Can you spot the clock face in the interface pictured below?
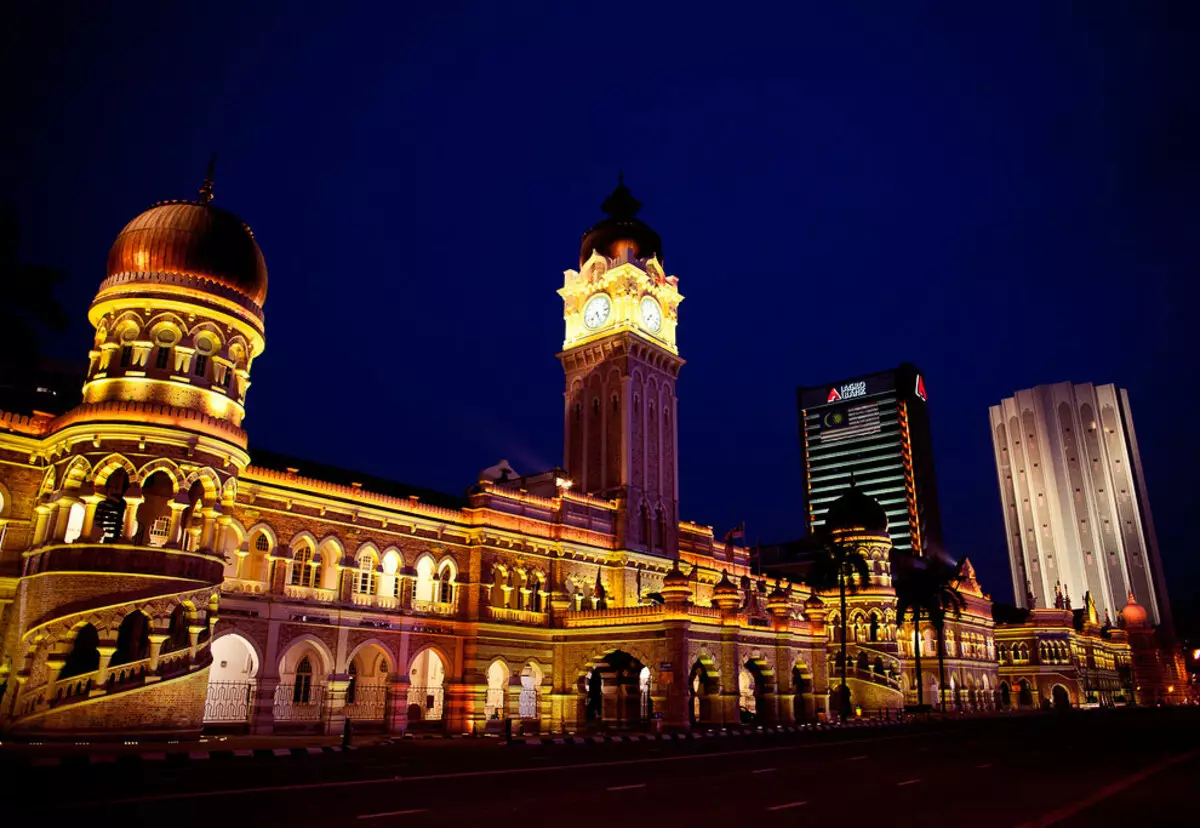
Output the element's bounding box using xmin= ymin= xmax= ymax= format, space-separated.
xmin=583 ymin=293 xmax=612 ymax=329
xmin=640 ymin=296 xmax=663 ymax=333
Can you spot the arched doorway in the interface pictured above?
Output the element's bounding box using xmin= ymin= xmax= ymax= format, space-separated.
xmin=579 ymin=650 xmax=649 ymax=729
xmin=792 ymin=661 xmax=814 ymax=722
xmin=205 ymin=633 xmax=259 ymax=726
xmin=689 ymin=658 xmax=719 ymax=725
xmin=1052 ymin=684 xmax=1071 ymax=710
xmin=519 ymin=662 xmax=543 ymax=722
xmin=1018 ymin=680 xmax=1034 ymax=708
xmin=345 ymin=643 xmax=392 ymax=725
xmin=276 ymin=639 xmax=332 ymax=725
xmin=485 ymin=660 xmax=510 ymax=721
xmin=999 ymin=681 xmax=1012 ymax=709
xmin=740 ymin=659 xmax=771 ymax=724
xmin=407 ymin=648 xmax=446 ymax=726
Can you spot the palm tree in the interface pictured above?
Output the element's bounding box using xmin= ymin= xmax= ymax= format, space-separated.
xmin=929 ymin=559 xmax=967 ymax=713
xmin=892 ymin=548 xmax=938 ymax=710
xmin=807 ymin=535 xmax=871 ymax=720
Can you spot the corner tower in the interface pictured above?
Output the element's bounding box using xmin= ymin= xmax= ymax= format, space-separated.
xmin=0 ymin=163 xmax=267 ymax=738
xmin=558 ymin=177 xmax=684 ymax=557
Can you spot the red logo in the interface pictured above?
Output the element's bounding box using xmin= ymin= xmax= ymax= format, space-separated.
xmin=827 ymin=388 xmax=841 ymax=402
xmin=915 ymin=374 xmax=927 ymax=401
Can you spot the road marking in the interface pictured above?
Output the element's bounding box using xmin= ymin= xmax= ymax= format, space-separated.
xmin=751 ymin=767 xmax=776 ymax=774
xmin=357 ymin=809 xmax=428 ymax=820
xmin=897 ymin=779 xmax=921 ymax=786
xmin=607 ymin=784 xmax=646 ymax=791
xmin=1016 ymin=748 xmax=1200 ymax=828
xmin=976 ymin=763 xmax=993 ymax=769
xmin=766 ymin=801 xmax=807 ymax=811
xmin=62 ymin=731 xmax=935 ymax=808
xmin=848 ymin=755 xmax=867 ymax=761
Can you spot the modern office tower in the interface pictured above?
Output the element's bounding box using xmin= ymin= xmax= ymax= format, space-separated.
xmin=989 ymin=382 xmax=1172 ymax=630
xmin=798 ymin=364 xmax=940 ymax=555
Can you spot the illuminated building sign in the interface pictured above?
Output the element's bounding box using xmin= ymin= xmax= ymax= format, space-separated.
xmin=826 ymin=381 xmax=867 ymax=403
xmin=915 ymin=374 xmax=927 ymax=402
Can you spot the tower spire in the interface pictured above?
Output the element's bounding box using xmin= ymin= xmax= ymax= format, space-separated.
xmin=198 ymin=152 xmax=217 ymax=204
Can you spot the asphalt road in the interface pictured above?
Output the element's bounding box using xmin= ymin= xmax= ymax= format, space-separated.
xmin=15 ymin=709 xmax=1200 ymax=827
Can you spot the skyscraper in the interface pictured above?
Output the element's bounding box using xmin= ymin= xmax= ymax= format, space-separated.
xmin=989 ymin=382 xmax=1172 ymax=630
xmin=798 ymin=363 xmax=940 ymax=555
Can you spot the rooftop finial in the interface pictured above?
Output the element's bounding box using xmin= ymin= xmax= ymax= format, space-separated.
xmin=198 ymin=152 xmax=217 ymax=204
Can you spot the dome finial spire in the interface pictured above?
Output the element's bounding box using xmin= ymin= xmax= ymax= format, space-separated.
xmin=199 ymin=152 xmax=217 ymax=204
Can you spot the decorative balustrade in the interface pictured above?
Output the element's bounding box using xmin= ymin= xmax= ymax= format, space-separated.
xmin=344 ymin=683 xmax=389 ymax=721
xmin=223 ymin=577 xmax=266 ymax=595
xmin=274 ymin=682 xmax=327 ymax=721
xmin=284 ymin=584 xmax=337 ymax=603
xmin=406 ymin=685 xmax=445 ymax=721
xmin=411 ymin=598 xmax=457 ymax=616
xmin=484 ymin=606 xmax=548 ymax=625
xmin=204 ymin=681 xmax=256 ymax=723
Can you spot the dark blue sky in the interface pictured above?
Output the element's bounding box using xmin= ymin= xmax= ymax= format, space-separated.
xmin=5 ymin=3 xmax=1198 ymax=631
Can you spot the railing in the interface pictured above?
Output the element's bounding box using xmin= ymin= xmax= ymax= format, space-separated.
xmin=411 ymin=598 xmax=456 ymax=616
xmin=223 ymin=577 xmax=266 ymax=595
xmin=406 ymin=685 xmax=445 ymax=721
xmin=274 ymin=682 xmax=327 ymax=721
xmin=107 ymin=655 xmax=154 ymax=689
xmin=564 ymin=604 xmax=664 ymax=627
xmin=284 ymin=584 xmax=337 ymax=603
xmin=204 ymin=681 xmax=256 ymax=723
xmin=51 ymin=671 xmax=97 ymax=706
xmin=344 ymin=683 xmax=389 ymax=721
xmin=485 ymin=606 xmax=548 ymax=625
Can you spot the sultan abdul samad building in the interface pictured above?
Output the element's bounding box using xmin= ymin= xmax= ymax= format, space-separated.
xmin=0 ymin=171 xmax=1173 ymax=740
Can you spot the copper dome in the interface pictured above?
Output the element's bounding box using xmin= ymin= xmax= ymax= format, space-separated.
xmin=579 ymin=176 xmax=663 ymax=267
xmin=106 ymin=200 xmax=268 ymax=305
xmin=824 ymin=480 xmax=889 ymax=536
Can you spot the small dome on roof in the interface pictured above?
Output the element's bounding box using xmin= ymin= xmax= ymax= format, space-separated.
xmin=713 ymin=570 xmax=738 ymax=597
xmin=579 ymin=174 xmax=663 ymax=267
xmin=1119 ymin=591 xmax=1149 ymax=628
xmin=479 ymin=459 xmax=519 ymax=484
xmin=804 ymin=593 xmax=825 ymax=609
xmin=663 ymin=562 xmax=690 ymax=588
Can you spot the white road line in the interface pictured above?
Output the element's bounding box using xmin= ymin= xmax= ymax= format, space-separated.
xmin=65 ymin=731 xmax=937 ymax=808
xmin=766 ymin=801 xmax=807 ymax=811
xmin=357 ymin=809 xmax=428 ymax=820
xmin=897 ymin=779 xmax=921 ymax=787
xmin=607 ymin=784 xmax=646 ymax=791
xmin=977 ymin=763 xmax=993 ymax=769
xmin=751 ymin=768 xmax=777 ymax=774
xmin=848 ymin=755 xmax=867 ymax=761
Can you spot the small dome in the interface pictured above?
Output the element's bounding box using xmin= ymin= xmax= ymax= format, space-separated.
xmin=804 ymin=593 xmax=825 ymax=610
xmin=713 ymin=570 xmax=738 ymax=597
xmin=824 ymin=480 xmax=888 ymax=535
xmin=1120 ymin=592 xmax=1149 ymax=628
xmin=579 ymin=175 xmax=662 ymax=267
xmin=106 ymin=173 xmax=267 ymax=307
xmin=479 ymin=459 xmax=519 ymax=484
xmin=663 ymin=562 xmax=690 ymax=588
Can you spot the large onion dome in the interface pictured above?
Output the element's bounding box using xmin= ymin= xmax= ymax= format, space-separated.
xmin=579 ymin=173 xmax=663 ymax=266
xmin=104 ymin=161 xmax=268 ymax=306
xmin=1119 ymin=591 xmax=1149 ymax=629
xmin=823 ymin=478 xmax=889 ymax=536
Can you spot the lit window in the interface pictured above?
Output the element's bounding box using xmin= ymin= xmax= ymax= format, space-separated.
xmin=120 ymin=346 xmax=133 ymax=368
xmin=155 ymin=347 xmax=171 ymax=369
xmin=194 ymin=354 xmax=208 ymax=377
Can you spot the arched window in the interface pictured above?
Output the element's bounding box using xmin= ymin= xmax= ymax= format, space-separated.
xmin=111 ymin=612 xmax=150 ymax=666
xmin=293 ymin=657 xmax=313 ymax=704
xmin=291 ymin=546 xmax=318 ymax=588
xmin=62 ymin=501 xmax=86 ymax=543
xmin=436 ymin=561 xmax=456 ymax=605
xmin=163 ymin=605 xmax=190 ymax=653
xmin=529 ymin=576 xmax=543 ymax=613
xmin=355 ymin=555 xmax=377 ymax=595
xmin=869 ymin=614 xmax=880 ymax=642
xmin=60 ymin=624 xmax=100 ymax=680
xmin=254 ymin=533 xmax=271 ymax=553
xmin=414 ymin=557 xmax=436 ymax=602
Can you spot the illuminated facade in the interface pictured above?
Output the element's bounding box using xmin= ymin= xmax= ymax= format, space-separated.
xmin=799 ymin=364 xmax=940 ymax=556
xmin=0 ymin=173 xmax=1003 ymax=740
xmin=989 ymin=382 xmax=1172 ymax=629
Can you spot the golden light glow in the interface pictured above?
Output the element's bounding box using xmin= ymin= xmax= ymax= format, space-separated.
xmin=558 ymin=256 xmax=682 ymax=354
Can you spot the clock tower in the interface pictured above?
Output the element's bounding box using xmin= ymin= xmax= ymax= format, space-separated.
xmin=558 ymin=177 xmax=684 ymax=557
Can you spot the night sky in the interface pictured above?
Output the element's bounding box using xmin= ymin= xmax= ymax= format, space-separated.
xmin=4 ymin=3 xmax=1198 ymax=633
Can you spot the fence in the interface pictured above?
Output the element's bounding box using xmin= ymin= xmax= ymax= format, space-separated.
xmin=485 ymin=687 xmax=507 ymax=719
xmin=407 ymin=685 xmax=445 ymax=722
xmin=274 ymin=682 xmax=328 ymax=722
xmin=204 ymin=681 xmax=256 ymax=724
xmin=344 ymin=683 xmax=389 ymax=721
xmin=518 ymin=688 xmax=540 ymax=719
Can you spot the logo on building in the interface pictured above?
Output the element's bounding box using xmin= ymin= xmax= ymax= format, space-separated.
xmin=915 ymin=374 xmax=927 ymax=401
xmin=827 ymin=381 xmax=867 ymax=403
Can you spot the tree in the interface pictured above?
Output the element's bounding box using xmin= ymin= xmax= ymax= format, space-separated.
xmin=892 ymin=548 xmax=937 ymax=710
xmin=929 ymin=560 xmax=967 ymax=712
xmin=807 ymin=535 xmax=871 ymax=720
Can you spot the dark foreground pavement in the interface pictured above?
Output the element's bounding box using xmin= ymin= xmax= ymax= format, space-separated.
xmin=13 ymin=708 xmax=1200 ymax=827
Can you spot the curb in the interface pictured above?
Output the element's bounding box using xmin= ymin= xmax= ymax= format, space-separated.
xmin=505 ymin=719 xmax=909 ymax=746
xmin=12 ymin=743 xmax=354 ymax=769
